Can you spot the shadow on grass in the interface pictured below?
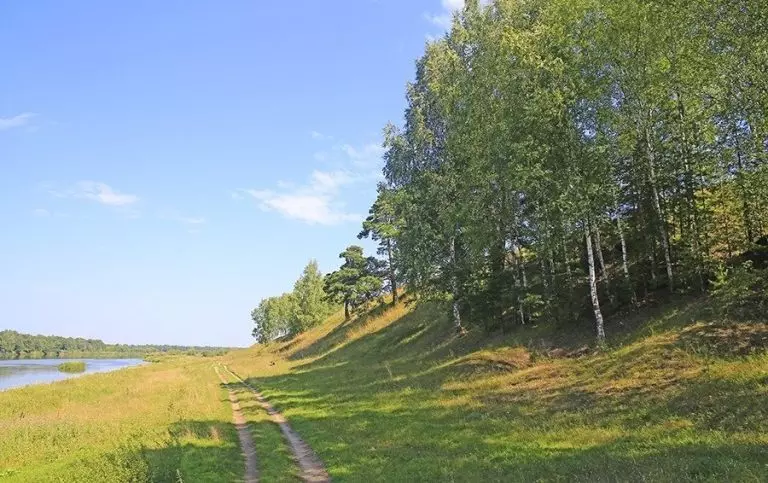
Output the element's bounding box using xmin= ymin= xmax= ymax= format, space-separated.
xmin=218 ymin=380 xmax=301 ymax=482
xmin=232 ymin=298 xmax=768 ymax=481
xmin=92 ymin=419 xmax=243 ymax=483
xmin=234 ymin=373 xmax=768 ymax=481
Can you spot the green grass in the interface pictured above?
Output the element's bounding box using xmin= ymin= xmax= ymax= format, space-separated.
xmin=224 ymin=297 xmax=768 ymax=482
xmin=0 ymin=357 xmax=244 ymax=482
xmin=2 ymin=297 xmax=766 ymax=481
xmin=57 ymin=361 xmax=86 ymax=373
xmin=217 ymin=367 xmax=301 ymax=482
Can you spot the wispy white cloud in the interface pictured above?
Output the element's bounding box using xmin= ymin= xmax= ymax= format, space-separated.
xmin=0 ymin=113 xmax=36 ymax=131
xmin=237 ymin=137 xmax=385 ymax=225
xmin=424 ymin=0 xmax=461 ymax=28
xmin=32 ymin=208 xmax=50 ymax=217
xmin=157 ymin=210 xmax=206 ymax=228
xmin=340 ymin=142 xmax=386 ymax=169
xmin=178 ymin=216 xmax=206 ymax=225
xmin=48 ymin=181 xmax=140 ymax=218
xmin=310 ymin=130 xmax=332 ymax=141
xmin=242 ymin=170 xmax=361 ymax=225
xmin=424 ymin=0 xmax=489 ymax=29
xmin=68 ymin=181 xmax=139 ymax=206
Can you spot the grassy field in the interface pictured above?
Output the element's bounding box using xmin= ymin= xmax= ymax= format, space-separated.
xmin=0 ymin=357 xmax=243 ymax=482
xmin=1 ymin=297 xmax=766 ymax=482
xmin=224 ymin=297 xmax=768 ymax=482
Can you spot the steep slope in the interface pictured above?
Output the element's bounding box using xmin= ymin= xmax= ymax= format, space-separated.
xmin=224 ymin=298 xmax=768 ymax=481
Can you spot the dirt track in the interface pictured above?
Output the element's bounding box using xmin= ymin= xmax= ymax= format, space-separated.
xmin=222 ymin=365 xmax=331 ymax=483
xmin=215 ymin=366 xmax=259 ymax=483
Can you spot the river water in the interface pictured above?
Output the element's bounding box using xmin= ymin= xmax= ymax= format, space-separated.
xmin=0 ymin=358 xmax=144 ymax=391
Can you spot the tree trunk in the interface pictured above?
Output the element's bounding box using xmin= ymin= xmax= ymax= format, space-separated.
xmin=585 ymin=225 xmax=606 ymax=342
xmin=562 ymin=233 xmax=572 ymax=283
xmin=450 ymin=235 xmax=465 ymax=334
xmin=594 ymin=223 xmax=615 ymax=305
xmin=735 ymin=135 xmax=754 ymax=243
xmin=594 ymin=224 xmax=607 ymax=278
xmin=646 ymin=126 xmax=674 ymax=291
xmin=386 ymin=239 xmax=398 ymax=305
xmin=548 ymin=250 xmax=556 ymax=286
xmin=344 ymin=300 xmax=350 ymax=320
xmin=615 ymin=208 xmax=637 ymax=304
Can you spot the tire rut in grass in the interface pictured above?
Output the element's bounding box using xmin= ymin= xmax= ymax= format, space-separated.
xmin=215 ymin=366 xmax=259 ymax=483
xmin=223 ymin=366 xmax=331 ymax=483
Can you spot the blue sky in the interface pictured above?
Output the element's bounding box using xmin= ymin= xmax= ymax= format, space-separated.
xmin=0 ymin=1 xmax=464 ymax=347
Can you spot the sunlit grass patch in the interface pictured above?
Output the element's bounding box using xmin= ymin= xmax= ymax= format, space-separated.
xmin=0 ymin=358 xmax=243 ymax=482
xmin=225 ymin=297 xmax=768 ymax=481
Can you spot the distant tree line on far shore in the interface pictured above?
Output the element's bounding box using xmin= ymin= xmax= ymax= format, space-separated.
xmin=0 ymin=330 xmax=232 ymax=359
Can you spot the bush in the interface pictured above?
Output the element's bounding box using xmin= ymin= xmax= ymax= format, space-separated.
xmin=711 ymin=262 xmax=768 ymax=321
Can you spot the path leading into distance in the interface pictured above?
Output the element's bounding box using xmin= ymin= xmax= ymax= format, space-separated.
xmin=215 ymin=366 xmax=260 ymax=483
xmin=222 ymin=365 xmax=331 ymax=483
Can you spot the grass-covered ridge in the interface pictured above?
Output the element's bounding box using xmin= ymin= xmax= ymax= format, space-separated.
xmin=225 ymin=296 xmax=768 ymax=481
xmin=1 ymin=297 xmax=764 ymax=481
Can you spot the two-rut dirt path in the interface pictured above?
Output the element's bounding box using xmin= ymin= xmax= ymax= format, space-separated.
xmin=215 ymin=366 xmax=259 ymax=483
xmin=216 ymin=364 xmax=331 ymax=483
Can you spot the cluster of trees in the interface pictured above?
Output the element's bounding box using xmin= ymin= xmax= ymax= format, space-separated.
xmin=0 ymin=330 xmax=231 ymax=359
xmin=252 ymin=0 xmax=767 ymax=344
xmin=368 ymin=0 xmax=768 ymax=341
xmin=251 ymin=261 xmax=334 ymax=343
xmin=251 ymin=251 xmax=388 ymax=343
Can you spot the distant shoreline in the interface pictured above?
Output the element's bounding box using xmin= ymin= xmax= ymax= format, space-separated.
xmin=0 ymin=352 xmax=146 ymax=361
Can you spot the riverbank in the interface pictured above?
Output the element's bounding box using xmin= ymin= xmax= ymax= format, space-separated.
xmin=0 ymin=352 xmax=146 ymax=360
xmin=0 ymin=359 xmax=145 ymax=391
xmin=2 ymin=297 xmax=766 ymax=481
xmin=0 ymin=356 xmax=242 ymax=482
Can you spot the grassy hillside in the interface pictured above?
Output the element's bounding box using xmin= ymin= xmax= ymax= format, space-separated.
xmin=224 ymin=297 xmax=768 ymax=482
xmin=1 ymin=298 xmax=764 ymax=481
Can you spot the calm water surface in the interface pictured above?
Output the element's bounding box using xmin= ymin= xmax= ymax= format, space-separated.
xmin=0 ymin=359 xmax=144 ymax=391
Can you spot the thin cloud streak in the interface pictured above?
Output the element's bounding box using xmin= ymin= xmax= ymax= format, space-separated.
xmin=0 ymin=113 xmax=36 ymax=131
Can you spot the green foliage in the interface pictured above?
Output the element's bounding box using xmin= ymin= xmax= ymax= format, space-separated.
xmin=711 ymin=262 xmax=768 ymax=321
xmin=57 ymin=361 xmax=86 ymax=373
xmin=0 ymin=330 xmax=230 ymax=360
xmin=251 ymin=260 xmax=333 ymax=343
xmin=291 ymin=260 xmax=333 ymax=333
xmin=251 ymin=293 xmax=297 ymax=343
xmin=358 ymin=184 xmax=403 ymax=303
xmin=369 ymin=0 xmax=768 ymax=340
xmin=324 ymin=246 xmax=384 ymax=319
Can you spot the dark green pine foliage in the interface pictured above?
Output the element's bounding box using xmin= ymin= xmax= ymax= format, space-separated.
xmin=324 ymin=246 xmax=384 ymax=320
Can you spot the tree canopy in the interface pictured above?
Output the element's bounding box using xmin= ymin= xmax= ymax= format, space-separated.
xmin=251 ymin=260 xmax=333 ymax=343
xmin=324 ymin=246 xmax=384 ymax=320
xmin=251 ymin=0 xmax=768 ymax=344
xmin=0 ymin=330 xmax=230 ymax=359
xmin=372 ymin=0 xmax=768 ymax=341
